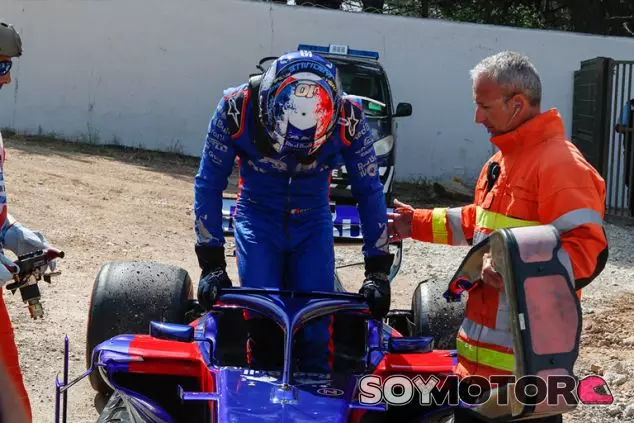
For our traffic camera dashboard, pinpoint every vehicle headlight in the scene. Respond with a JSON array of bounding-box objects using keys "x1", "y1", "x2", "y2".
[{"x1": 373, "y1": 135, "x2": 394, "y2": 157}]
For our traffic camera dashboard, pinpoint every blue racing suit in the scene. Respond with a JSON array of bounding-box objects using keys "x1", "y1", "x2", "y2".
[{"x1": 194, "y1": 83, "x2": 390, "y2": 372}]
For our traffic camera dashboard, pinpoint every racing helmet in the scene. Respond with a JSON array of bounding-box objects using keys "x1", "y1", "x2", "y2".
[
  {"x1": 258, "y1": 50, "x2": 342, "y2": 157},
  {"x1": 0, "y1": 21, "x2": 22, "y2": 58},
  {"x1": 0, "y1": 21, "x2": 22, "y2": 88}
]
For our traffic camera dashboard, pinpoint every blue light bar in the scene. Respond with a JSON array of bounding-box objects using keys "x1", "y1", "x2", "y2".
[{"x1": 297, "y1": 43, "x2": 379, "y2": 60}]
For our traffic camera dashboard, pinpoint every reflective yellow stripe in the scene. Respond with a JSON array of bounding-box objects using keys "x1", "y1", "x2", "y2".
[
  {"x1": 475, "y1": 207, "x2": 539, "y2": 231},
  {"x1": 456, "y1": 338, "x2": 515, "y2": 372},
  {"x1": 431, "y1": 208, "x2": 449, "y2": 244}
]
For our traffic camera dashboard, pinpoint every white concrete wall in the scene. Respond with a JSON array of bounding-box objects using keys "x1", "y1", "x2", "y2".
[{"x1": 1, "y1": 0, "x2": 633, "y2": 182}]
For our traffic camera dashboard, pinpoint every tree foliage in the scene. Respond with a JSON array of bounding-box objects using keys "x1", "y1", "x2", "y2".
[{"x1": 271, "y1": 0, "x2": 634, "y2": 37}]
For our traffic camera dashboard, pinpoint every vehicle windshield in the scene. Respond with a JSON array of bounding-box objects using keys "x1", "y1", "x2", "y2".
[{"x1": 334, "y1": 61, "x2": 389, "y2": 119}]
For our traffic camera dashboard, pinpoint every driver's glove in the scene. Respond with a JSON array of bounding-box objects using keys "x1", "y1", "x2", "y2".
[
  {"x1": 359, "y1": 253, "x2": 394, "y2": 319},
  {"x1": 195, "y1": 245, "x2": 233, "y2": 310},
  {"x1": 0, "y1": 253, "x2": 18, "y2": 287},
  {"x1": 3, "y1": 220, "x2": 56, "y2": 273}
]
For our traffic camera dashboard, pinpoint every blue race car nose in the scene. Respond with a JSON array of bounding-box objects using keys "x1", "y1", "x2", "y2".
[{"x1": 215, "y1": 369, "x2": 364, "y2": 423}]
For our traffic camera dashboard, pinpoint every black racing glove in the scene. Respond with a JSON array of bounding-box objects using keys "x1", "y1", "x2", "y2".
[
  {"x1": 359, "y1": 254, "x2": 394, "y2": 319},
  {"x1": 195, "y1": 245, "x2": 233, "y2": 310}
]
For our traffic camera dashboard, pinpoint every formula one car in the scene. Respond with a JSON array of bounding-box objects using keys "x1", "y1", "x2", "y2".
[{"x1": 54, "y1": 225, "x2": 583, "y2": 423}]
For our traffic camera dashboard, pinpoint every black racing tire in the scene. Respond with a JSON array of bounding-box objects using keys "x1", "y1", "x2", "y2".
[
  {"x1": 85, "y1": 261, "x2": 194, "y2": 395},
  {"x1": 411, "y1": 279, "x2": 465, "y2": 350},
  {"x1": 96, "y1": 391, "x2": 133, "y2": 423}
]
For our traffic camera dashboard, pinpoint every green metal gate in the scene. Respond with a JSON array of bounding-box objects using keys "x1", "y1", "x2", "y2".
[{"x1": 571, "y1": 57, "x2": 634, "y2": 223}]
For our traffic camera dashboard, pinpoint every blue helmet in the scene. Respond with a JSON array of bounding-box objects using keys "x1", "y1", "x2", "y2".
[{"x1": 258, "y1": 50, "x2": 342, "y2": 157}]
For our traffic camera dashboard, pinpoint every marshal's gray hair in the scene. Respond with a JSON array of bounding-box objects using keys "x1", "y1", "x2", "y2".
[{"x1": 470, "y1": 51, "x2": 542, "y2": 106}]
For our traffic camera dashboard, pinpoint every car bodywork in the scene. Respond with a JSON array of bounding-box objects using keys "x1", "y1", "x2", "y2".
[
  {"x1": 119, "y1": 294, "x2": 448, "y2": 422},
  {"x1": 57, "y1": 288, "x2": 458, "y2": 422},
  {"x1": 55, "y1": 225, "x2": 586, "y2": 423}
]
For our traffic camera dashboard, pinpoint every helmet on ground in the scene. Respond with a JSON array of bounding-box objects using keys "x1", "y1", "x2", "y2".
[
  {"x1": 258, "y1": 50, "x2": 342, "y2": 157},
  {"x1": 0, "y1": 21, "x2": 22, "y2": 58}
]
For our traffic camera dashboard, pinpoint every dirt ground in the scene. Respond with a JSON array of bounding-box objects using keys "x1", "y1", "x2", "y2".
[{"x1": 1, "y1": 133, "x2": 633, "y2": 422}]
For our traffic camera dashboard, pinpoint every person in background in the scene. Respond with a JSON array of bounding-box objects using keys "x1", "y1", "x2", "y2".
[
  {"x1": 388, "y1": 51, "x2": 608, "y2": 423},
  {"x1": 0, "y1": 20, "x2": 60, "y2": 422},
  {"x1": 615, "y1": 98, "x2": 634, "y2": 216}
]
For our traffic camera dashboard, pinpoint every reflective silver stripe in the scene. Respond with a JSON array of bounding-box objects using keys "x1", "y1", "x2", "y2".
[
  {"x1": 557, "y1": 248, "x2": 576, "y2": 286},
  {"x1": 496, "y1": 291, "x2": 511, "y2": 331},
  {"x1": 473, "y1": 229, "x2": 490, "y2": 245},
  {"x1": 459, "y1": 317, "x2": 514, "y2": 349},
  {"x1": 446, "y1": 207, "x2": 468, "y2": 246},
  {"x1": 551, "y1": 208, "x2": 603, "y2": 234}
]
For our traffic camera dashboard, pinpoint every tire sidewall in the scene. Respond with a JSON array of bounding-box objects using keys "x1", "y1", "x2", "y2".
[{"x1": 85, "y1": 261, "x2": 193, "y2": 394}]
